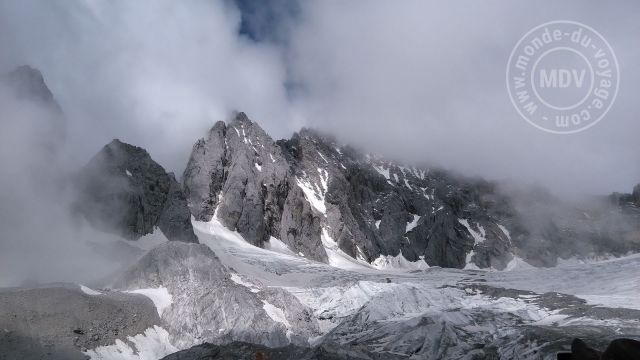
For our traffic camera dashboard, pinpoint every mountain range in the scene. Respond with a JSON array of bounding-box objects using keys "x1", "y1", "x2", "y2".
[{"x1": 1, "y1": 66, "x2": 640, "y2": 360}]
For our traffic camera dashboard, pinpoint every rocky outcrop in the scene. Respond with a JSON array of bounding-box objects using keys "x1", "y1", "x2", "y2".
[
  {"x1": 279, "y1": 129, "x2": 517, "y2": 268},
  {"x1": 610, "y1": 183, "x2": 640, "y2": 209},
  {"x1": 113, "y1": 241, "x2": 321, "y2": 349},
  {"x1": 557, "y1": 338, "x2": 640, "y2": 360},
  {"x1": 183, "y1": 112, "x2": 325, "y2": 261},
  {"x1": 76, "y1": 139, "x2": 198, "y2": 243}
]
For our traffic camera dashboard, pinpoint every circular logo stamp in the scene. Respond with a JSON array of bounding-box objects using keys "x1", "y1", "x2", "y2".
[{"x1": 506, "y1": 20, "x2": 619, "y2": 134}]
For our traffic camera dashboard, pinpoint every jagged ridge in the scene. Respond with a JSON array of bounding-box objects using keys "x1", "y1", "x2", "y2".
[{"x1": 183, "y1": 112, "x2": 640, "y2": 269}]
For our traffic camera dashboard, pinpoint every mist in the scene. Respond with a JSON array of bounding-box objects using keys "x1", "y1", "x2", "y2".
[
  {"x1": 0, "y1": 79, "x2": 136, "y2": 286},
  {"x1": 286, "y1": 0, "x2": 640, "y2": 196},
  {"x1": 1, "y1": 1, "x2": 638, "y2": 196},
  {"x1": 0, "y1": 1, "x2": 639, "y2": 284}
]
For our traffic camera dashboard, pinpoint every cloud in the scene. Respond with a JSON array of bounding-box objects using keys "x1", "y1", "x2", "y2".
[
  {"x1": 0, "y1": 0, "x2": 292, "y2": 173},
  {"x1": 286, "y1": 0, "x2": 640, "y2": 195},
  {"x1": 0, "y1": 0, "x2": 638, "y2": 197},
  {"x1": 0, "y1": 0, "x2": 638, "y2": 285}
]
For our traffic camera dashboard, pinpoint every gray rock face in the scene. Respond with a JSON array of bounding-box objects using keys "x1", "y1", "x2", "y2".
[
  {"x1": 76, "y1": 139, "x2": 198, "y2": 243},
  {"x1": 184, "y1": 113, "x2": 640, "y2": 269},
  {"x1": 183, "y1": 114, "x2": 515, "y2": 268},
  {"x1": 113, "y1": 241, "x2": 321, "y2": 349},
  {"x1": 183, "y1": 112, "x2": 325, "y2": 261}
]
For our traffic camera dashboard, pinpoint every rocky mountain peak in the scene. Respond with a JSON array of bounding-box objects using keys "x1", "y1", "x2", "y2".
[
  {"x1": 183, "y1": 112, "x2": 327, "y2": 259},
  {"x1": 1, "y1": 65, "x2": 65, "y2": 153},
  {"x1": 231, "y1": 110, "x2": 252, "y2": 123},
  {"x1": 183, "y1": 112, "x2": 640, "y2": 270},
  {"x1": 76, "y1": 139, "x2": 198, "y2": 243},
  {"x1": 1, "y1": 65, "x2": 58, "y2": 107}
]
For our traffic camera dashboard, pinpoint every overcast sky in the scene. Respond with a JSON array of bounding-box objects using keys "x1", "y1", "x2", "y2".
[{"x1": 1, "y1": 0, "x2": 638, "y2": 196}]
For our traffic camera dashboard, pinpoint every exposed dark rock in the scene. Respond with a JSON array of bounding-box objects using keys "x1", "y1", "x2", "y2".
[
  {"x1": 76, "y1": 139, "x2": 198, "y2": 243},
  {"x1": 183, "y1": 112, "x2": 325, "y2": 261},
  {"x1": 183, "y1": 112, "x2": 640, "y2": 269},
  {"x1": 556, "y1": 338, "x2": 640, "y2": 360}
]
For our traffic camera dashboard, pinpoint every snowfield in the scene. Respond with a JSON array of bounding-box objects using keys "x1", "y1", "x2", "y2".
[
  {"x1": 84, "y1": 326, "x2": 177, "y2": 360},
  {"x1": 125, "y1": 287, "x2": 173, "y2": 317},
  {"x1": 84, "y1": 216, "x2": 640, "y2": 359}
]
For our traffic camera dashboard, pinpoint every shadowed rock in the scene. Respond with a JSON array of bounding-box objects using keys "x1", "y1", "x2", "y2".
[
  {"x1": 76, "y1": 139, "x2": 198, "y2": 243},
  {"x1": 183, "y1": 112, "x2": 640, "y2": 269}
]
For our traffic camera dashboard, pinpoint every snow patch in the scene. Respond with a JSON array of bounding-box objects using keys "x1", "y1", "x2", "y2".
[
  {"x1": 241, "y1": 127, "x2": 248, "y2": 144},
  {"x1": 125, "y1": 169, "x2": 132, "y2": 177},
  {"x1": 254, "y1": 163, "x2": 262, "y2": 172},
  {"x1": 504, "y1": 256, "x2": 535, "y2": 271},
  {"x1": 84, "y1": 325, "x2": 177, "y2": 360},
  {"x1": 373, "y1": 165, "x2": 390, "y2": 180},
  {"x1": 498, "y1": 224, "x2": 511, "y2": 241},
  {"x1": 458, "y1": 219, "x2": 485, "y2": 245},
  {"x1": 578, "y1": 294, "x2": 640, "y2": 310},
  {"x1": 126, "y1": 288, "x2": 172, "y2": 317},
  {"x1": 296, "y1": 175, "x2": 327, "y2": 214},
  {"x1": 80, "y1": 285, "x2": 102, "y2": 296},
  {"x1": 403, "y1": 178, "x2": 412, "y2": 190},
  {"x1": 317, "y1": 151, "x2": 329, "y2": 163},
  {"x1": 464, "y1": 250, "x2": 481, "y2": 270},
  {"x1": 405, "y1": 214, "x2": 420, "y2": 233},
  {"x1": 195, "y1": 215, "x2": 250, "y2": 250},
  {"x1": 321, "y1": 228, "x2": 371, "y2": 270},
  {"x1": 371, "y1": 253, "x2": 429, "y2": 271},
  {"x1": 264, "y1": 236, "x2": 295, "y2": 256},
  {"x1": 375, "y1": 220, "x2": 381, "y2": 229},
  {"x1": 262, "y1": 300, "x2": 291, "y2": 328},
  {"x1": 230, "y1": 273, "x2": 260, "y2": 293}
]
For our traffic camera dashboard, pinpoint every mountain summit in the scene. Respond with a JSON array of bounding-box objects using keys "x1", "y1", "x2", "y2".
[{"x1": 183, "y1": 112, "x2": 640, "y2": 269}]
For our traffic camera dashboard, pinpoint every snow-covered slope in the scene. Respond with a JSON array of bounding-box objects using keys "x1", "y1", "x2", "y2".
[
  {"x1": 4, "y1": 214, "x2": 639, "y2": 360},
  {"x1": 145, "y1": 217, "x2": 640, "y2": 359}
]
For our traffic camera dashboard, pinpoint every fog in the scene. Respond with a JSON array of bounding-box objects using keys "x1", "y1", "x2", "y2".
[
  {"x1": 1, "y1": 1, "x2": 638, "y2": 195},
  {"x1": 0, "y1": 80, "x2": 134, "y2": 286},
  {"x1": 286, "y1": 1, "x2": 640, "y2": 196},
  {"x1": 0, "y1": 1, "x2": 639, "y2": 284}
]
